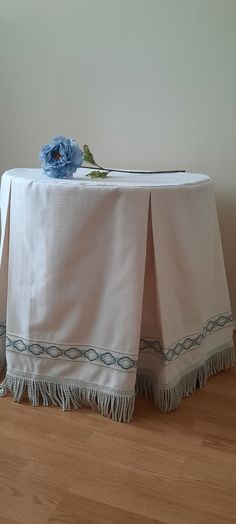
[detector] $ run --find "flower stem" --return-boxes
[80,165,185,174]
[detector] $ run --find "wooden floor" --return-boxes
[0,337,236,524]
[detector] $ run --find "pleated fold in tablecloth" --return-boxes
[139,183,234,411]
[0,169,234,421]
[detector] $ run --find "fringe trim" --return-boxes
[136,345,236,413]
[0,375,135,423]
[1,346,234,420]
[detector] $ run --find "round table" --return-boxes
[0,168,234,422]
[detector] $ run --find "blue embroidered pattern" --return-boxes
[3,311,232,370]
[6,335,136,371]
[140,312,233,363]
[0,324,6,337]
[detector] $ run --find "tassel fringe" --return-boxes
[0,346,234,421]
[136,345,236,413]
[0,375,135,423]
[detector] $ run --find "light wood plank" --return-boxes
[48,494,162,524]
[0,335,235,524]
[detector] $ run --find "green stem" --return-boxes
[81,165,185,174]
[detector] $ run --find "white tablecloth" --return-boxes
[0,168,234,422]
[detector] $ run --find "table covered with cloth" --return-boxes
[0,168,234,422]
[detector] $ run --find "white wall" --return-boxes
[0,0,236,316]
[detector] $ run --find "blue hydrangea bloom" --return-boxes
[40,136,84,178]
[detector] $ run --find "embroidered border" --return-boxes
[0,324,6,337]
[140,312,233,363]
[6,335,137,371]
[3,311,233,370]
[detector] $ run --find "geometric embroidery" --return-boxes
[117,356,136,370]
[140,312,233,363]
[84,348,99,361]
[100,352,116,366]
[46,346,63,358]
[6,336,136,371]
[4,311,232,369]
[6,336,12,348]
[64,347,83,359]
[29,344,45,356]
[13,339,27,352]
[0,324,6,337]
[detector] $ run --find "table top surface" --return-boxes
[3,168,210,188]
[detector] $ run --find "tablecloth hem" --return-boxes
[136,344,235,413]
[0,373,135,423]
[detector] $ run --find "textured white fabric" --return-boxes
[0,168,234,419]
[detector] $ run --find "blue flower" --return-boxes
[39,136,84,178]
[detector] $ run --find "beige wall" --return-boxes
[0,0,236,317]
